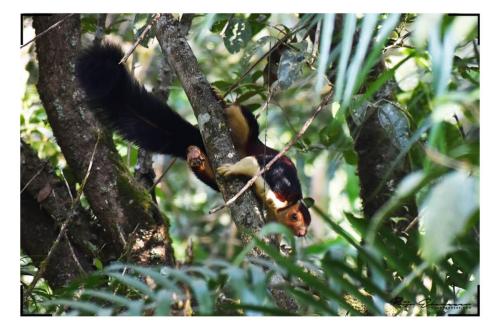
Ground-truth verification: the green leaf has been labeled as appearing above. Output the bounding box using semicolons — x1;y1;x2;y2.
343;149;358;165
236;89;266;104
81;289;131;307
247;14;271;36
319;118;344;147
351;13;401;99
133;15;157;48
303;238;342;256
334;14;357;102
160;267;214;314
378;102;411;151
420;171;479;263
44;299;112;316
315;14;336;93
395;171;426;198
220;303;296;316
121;300;144;316
322;262;383;315
126;265;180;293
210;14;230;33
105;271;155;297
189;279;213;314
211;80;233;91
342;14;379;107
287;287;338;315
80;15;97;33
302;197;315;208
239;36;274;71
223;16;252;54
277;44;306;89
154;289;172;316
253;237;361;315
93;258;103;270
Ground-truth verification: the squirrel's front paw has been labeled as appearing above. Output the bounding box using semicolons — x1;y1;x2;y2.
217;164;233;176
187;146;205;169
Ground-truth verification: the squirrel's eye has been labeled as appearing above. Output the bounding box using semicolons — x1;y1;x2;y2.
290;213;298;221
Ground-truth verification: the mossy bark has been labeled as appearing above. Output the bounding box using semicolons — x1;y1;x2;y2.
31;14;175;268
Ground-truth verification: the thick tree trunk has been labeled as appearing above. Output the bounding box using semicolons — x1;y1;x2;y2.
32;14;175;267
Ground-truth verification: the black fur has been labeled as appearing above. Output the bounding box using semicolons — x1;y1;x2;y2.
76;43;204;159
76;44;310;226
256;153;310;225
256;153;302;203
240;105;260;143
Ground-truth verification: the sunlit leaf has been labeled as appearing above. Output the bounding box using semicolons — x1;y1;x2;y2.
277;43;307;89
420;171;479;263
223;16;252;54
378;102;411;150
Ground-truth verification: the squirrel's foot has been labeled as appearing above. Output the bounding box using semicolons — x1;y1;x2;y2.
187;146;206;170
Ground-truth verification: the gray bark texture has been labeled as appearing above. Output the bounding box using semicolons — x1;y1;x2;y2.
155;14;297;312
31;14;175;267
155;14;266;245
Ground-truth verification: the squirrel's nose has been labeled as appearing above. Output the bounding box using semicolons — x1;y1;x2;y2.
296;228;307;237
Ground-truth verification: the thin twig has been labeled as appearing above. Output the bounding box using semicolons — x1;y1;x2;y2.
21;14;75;49
119;13;161;65
209;90;334;214
402;215;419;235
148;158;177;192
24;136;100;300
453;113;467;140
59;167;74;201
222;35;288;99
64;233;87;274
118;223;141;262
312;19;322;60
472;39;480;65
20;167;44;194
383;31;412;52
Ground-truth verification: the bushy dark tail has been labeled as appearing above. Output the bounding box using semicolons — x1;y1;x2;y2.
75;43;204;159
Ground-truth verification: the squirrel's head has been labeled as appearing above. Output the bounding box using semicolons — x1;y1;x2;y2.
276;199;312;237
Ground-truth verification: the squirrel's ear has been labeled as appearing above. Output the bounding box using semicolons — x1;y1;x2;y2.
301;197;315;209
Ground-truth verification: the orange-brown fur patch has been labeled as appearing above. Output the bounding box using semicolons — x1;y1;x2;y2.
224;105;250;154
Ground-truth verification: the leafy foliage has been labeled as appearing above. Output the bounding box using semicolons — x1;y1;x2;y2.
21;13;479;316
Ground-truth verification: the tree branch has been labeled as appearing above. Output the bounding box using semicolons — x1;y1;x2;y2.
21;14;75;49
155;14;301;312
119;13;161;65
155;14;265;245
